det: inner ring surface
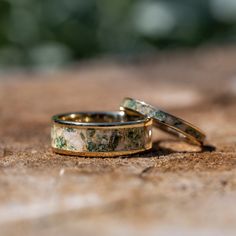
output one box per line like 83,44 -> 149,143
52,111 -> 149,127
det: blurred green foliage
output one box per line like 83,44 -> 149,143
0,0 -> 236,69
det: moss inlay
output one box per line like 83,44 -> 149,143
51,124 -> 151,153
122,98 -> 205,144
55,136 -> 67,149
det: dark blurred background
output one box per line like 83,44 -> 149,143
0,0 -> 236,70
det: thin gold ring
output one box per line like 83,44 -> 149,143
120,97 -> 206,146
51,111 -> 152,156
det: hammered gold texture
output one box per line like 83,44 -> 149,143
1,46 -> 236,236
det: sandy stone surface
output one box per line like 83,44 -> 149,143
0,46 -> 236,236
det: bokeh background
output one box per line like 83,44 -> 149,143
0,0 -> 236,71
1,1 -> 236,235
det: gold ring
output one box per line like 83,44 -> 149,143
120,97 -> 206,146
51,111 -> 152,156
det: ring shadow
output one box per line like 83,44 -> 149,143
128,139 -> 216,158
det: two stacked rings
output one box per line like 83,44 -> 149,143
51,98 -> 206,156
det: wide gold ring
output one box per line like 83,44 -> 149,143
51,111 -> 152,156
120,97 -> 206,146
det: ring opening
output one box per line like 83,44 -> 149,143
52,111 -> 149,126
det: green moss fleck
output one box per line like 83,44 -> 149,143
154,111 -> 166,122
109,130 -> 121,150
66,127 -> 75,132
80,132 -> 86,141
87,141 -> 96,151
87,128 -> 96,137
55,136 -> 67,149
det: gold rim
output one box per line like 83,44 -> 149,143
52,146 -> 151,157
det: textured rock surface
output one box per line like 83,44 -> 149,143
0,46 -> 236,236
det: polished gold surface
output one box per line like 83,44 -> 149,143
52,146 -> 151,157
53,120 -> 152,130
53,111 -> 148,125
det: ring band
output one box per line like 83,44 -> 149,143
51,111 -> 152,156
120,97 -> 206,146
